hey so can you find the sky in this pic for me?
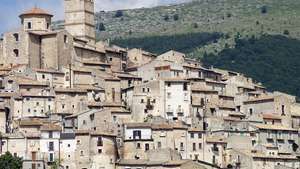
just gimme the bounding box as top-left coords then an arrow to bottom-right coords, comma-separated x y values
0,0 -> 192,34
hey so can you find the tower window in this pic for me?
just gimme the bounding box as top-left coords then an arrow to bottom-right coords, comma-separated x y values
64,35 -> 68,44
13,33 -> 19,41
13,49 -> 19,57
27,22 -> 32,29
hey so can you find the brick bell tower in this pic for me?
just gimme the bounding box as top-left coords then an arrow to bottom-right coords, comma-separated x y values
64,0 -> 96,44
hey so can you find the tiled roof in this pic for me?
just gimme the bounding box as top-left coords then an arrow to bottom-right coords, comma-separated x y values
243,96 -> 274,104
262,113 -> 282,120
40,123 -> 62,131
20,7 -> 53,17
251,123 -> 297,131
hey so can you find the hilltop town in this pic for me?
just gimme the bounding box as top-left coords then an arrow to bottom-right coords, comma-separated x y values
0,0 -> 299,169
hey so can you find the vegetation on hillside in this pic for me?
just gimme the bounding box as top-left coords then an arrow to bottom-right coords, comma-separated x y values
202,35 -> 300,98
112,32 -> 223,54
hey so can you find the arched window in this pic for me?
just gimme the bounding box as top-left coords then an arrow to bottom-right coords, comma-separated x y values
13,49 -> 19,57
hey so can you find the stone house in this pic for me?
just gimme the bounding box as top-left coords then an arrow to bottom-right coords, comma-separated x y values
127,48 -> 156,67
75,130 -> 118,169
249,123 -> 299,154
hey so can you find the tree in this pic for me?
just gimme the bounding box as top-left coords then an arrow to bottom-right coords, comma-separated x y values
261,5 -> 268,14
283,29 -> 290,35
173,14 -> 179,21
50,159 -> 61,169
163,15 -> 169,21
0,152 -> 22,169
97,23 -> 106,31
114,10 -> 123,18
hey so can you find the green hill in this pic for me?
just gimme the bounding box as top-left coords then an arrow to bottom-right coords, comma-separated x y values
96,0 -> 300,57
202,35 -> 300,98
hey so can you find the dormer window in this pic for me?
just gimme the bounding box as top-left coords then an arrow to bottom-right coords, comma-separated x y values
27,22 -> 32,29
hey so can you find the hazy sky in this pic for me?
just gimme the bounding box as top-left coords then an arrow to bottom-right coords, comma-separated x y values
0,0 -> 192,34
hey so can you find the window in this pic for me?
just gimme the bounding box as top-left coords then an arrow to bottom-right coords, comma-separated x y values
28,109 -> 31,113
167,83 -> 171,87
147,88 -> 150,92
49,153 -> 54,162
82,120 -> 86,125
36,102 -> 39,106
109,57 -> 113,61
80,151 -> 84,156
190,133 -> 194,138
42,74 -> 45,79
141,99 -> 144,103
142,88 -> 145,93
281,105 -> 285,116
49,131 -> 53,138
62,104 -> 65,109
249,108 -> 253,115
167,92 -> 171,99
193,143 -> 196,151
90,114 -> 95,121
180,142 -> 184,151
13,33 -> 19,41
133,130 -> 142,139
48,142 -> 54,151
64,35 -> 68,43
199,143 -> 202,149
112,88 -> 115,101
157,142 -> 161,149
27,22 -> 32,29
67,144 -> 70,147
136,143 -> 141,149
198,133 -> 202,139
183,83 -> 188,91
145,143 -> 149,151
13,49 -> 19,57
97,137 -> 103,146
98,149 -> 102,154
47,23 -> 50,29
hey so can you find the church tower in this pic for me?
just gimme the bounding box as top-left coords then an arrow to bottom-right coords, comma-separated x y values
64,0 -> 96,43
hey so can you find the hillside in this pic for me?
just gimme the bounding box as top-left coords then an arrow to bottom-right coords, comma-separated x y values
202,35 -> 300,98
96,0 -> 300,56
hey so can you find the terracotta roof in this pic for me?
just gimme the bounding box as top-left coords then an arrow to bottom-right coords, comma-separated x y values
243,96 -> 274,104
251,123 -> 297,131
11,76 -> 48,86
74,84 -> 105,91
191,87 -> 218,93
19,7 -> 53,17
206,136 -> 227,144
74,129 -> 116,137
125,123 -> 152,128
54,87 -> 88,93
19,119 -> 43,126
82,60 -> 111,66
40,123 -> 61,131
34,68 -> 64,74
162,77 -> 189,83
262,113 -> 282,120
